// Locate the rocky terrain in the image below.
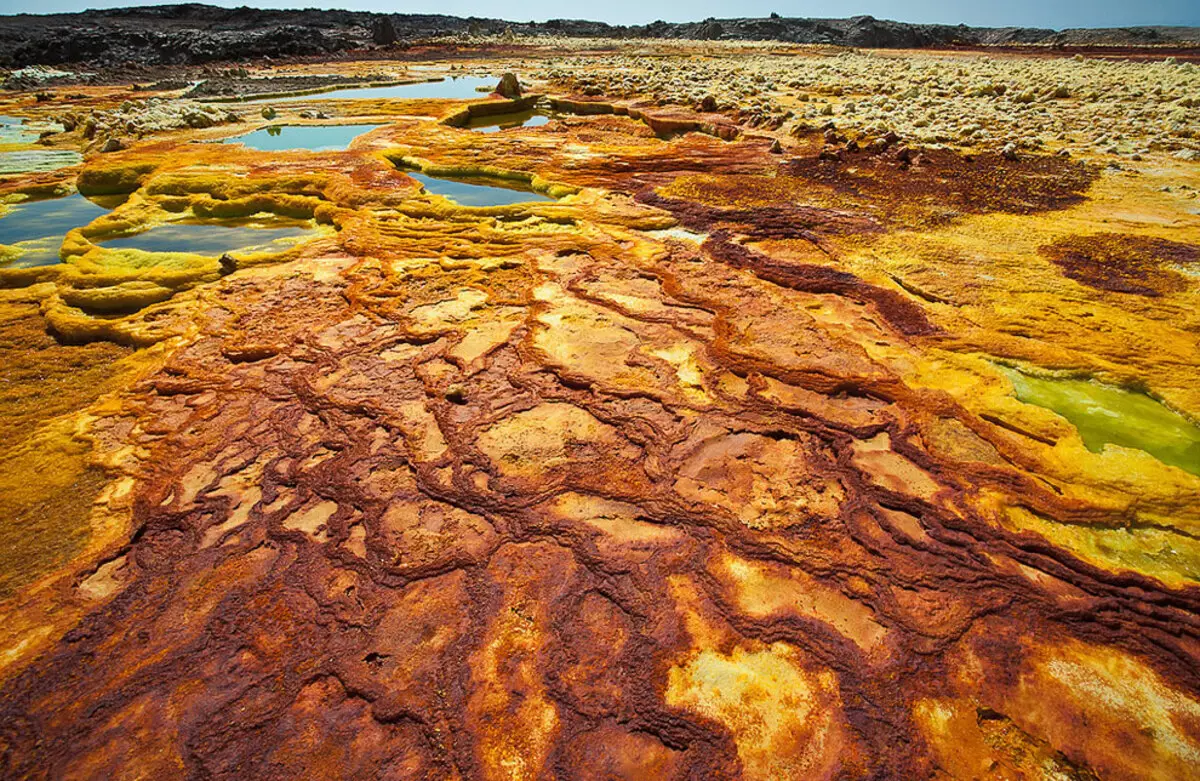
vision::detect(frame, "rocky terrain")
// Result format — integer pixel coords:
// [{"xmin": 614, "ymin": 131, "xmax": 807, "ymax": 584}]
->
[
  {"xmin": 0, "ymin": 4, "xmax": 1197, "ymax": 68},
  {"xmin": 0, "ymin": 34, "xmax": 1198, "ymax": 781}
]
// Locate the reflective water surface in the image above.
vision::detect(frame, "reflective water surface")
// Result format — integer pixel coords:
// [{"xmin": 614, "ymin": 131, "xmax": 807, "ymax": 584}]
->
[
  {"xmin": 261, "ymin": 77, "xmax": 496, "ymax": 102},
  {"xmin": 0, "ymin": 193, "xmax": 123, "ymax": 267},
  {"xmin": 466, "ymin": 111, "xmax": 552, "ymax": 133},
  {"xmin": 0, "ymin": 115, "xmax": 37, "ymax": 144},
  {"xmin": 223, "ymin": 124, "xmax": 383, "ymax": 151},
  {"xmin": 407, "ymin": 171, "xmax": 555, "ymax": 207},
  {"xmin": 96, "ymin": 220, "xmax": 315, "ymax": 256}
]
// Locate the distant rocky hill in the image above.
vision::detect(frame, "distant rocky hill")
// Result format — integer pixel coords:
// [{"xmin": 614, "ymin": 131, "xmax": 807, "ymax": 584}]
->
[{"xmin": 0, "ymin": 4, "xmax": 1196, "ymax": 68}]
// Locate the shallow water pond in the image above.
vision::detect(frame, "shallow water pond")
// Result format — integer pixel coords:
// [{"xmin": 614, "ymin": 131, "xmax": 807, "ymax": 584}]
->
[
  {"xmin": 223, "ymin": 123, "xmax": 382, "ymax": 151},
  {"xmin": 262, "ymin": 76, "xmax": 496, "ymax": 102},
  {"xmin": 1003, "ymin": 368, "xmax": 1200, "ymax": 475},
  {"xmin": 466, "ymin": 111, "xmax": 552, "ymax": 133},
  {"xmin": 0, "ymin": 193, "xmax": 123, "ymax": 267},
  {"xmin": 0, "ymin": 150, "xmax": 83, "ymax": 175},
  {"xmin": 407, "ymin": 171, "xmax": 554, "ymax": 207},
  {"xmin": 0, "ymin": 115, "xmax": 37, "ymax": 144},
  {"xmin": 0, "ymin": 116, "xmax": 79, "ymax": 173},
  {"xmin": 96, "ymin": 220, "xmax": 315, "ymax": 256}
]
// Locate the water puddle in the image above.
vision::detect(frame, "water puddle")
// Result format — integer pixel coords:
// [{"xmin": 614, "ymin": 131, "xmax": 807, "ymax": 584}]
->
[
  {"xmin": 0, "ymin": 150, "xmax": 83, "ymax": 175},
  {"xmin": 1002, "ymin": 367, "xmax": 1200, "ymax": 475},
  {"xmin": 0, "ymin": 116, "xmax": 81, "ymax": 174},
  {"xmin": 222, "ymin": 123, "xmax": 383, "ymax": 151},
  {"xmin": 407, "ymin": 171, "xmax": 554, "ymax": 207},
  {"xmin": 259, "ymin": 76, "xmax": 495, "ymax": 103},
  {"xmin": 0, "ymin": 192, "xmax": 123, "ymax": 267},
  {"xmin": 466, "ymin": 111, "xmax": 552, "ymax": 133},
  {"xmin": 96, "ymin": 219, "xmax": 315, "ymax": 256},
  {"xmin": 0, "ymin": 115, "xmax": 38, "ymax": 144}
]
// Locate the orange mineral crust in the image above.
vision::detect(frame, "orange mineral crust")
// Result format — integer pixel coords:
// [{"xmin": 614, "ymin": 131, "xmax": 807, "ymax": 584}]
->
[{"xmin": 0, "ymin": 46, "xmax": 1199, "ymax": 780}]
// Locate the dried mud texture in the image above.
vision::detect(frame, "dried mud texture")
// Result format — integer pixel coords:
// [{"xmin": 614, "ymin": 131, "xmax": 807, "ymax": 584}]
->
[{"xmin": 0, "ymin": 50, "xmax": 1199, "ymax": 781}]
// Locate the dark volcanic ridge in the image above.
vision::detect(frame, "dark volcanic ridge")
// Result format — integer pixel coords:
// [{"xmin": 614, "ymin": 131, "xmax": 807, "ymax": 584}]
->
[{"xmin": 0, "ymin": 4, "xmax": 1197, "ymax": 68}]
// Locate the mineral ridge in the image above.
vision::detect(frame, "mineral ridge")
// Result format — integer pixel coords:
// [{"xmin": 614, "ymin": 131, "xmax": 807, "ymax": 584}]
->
[{"xmin": 0, "ymin": 37, "xmax": 1198, "ymax": 780}]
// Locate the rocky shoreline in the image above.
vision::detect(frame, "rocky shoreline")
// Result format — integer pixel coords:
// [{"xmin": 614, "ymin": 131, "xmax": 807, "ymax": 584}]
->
[{"xmin": 0, "ymin": 4, "xmax": 1197, "ymax": 70}]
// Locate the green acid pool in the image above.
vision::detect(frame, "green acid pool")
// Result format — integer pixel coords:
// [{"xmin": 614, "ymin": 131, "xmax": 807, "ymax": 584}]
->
[{"xmin": 1002, "ymin": 367, "xmax": 1200, "ymax": 475}]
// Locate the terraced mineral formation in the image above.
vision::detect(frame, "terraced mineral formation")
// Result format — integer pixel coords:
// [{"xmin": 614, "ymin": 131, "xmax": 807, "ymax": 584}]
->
[{"xmin": 0, "ymin": 43, "xmax": 1198, "ymax": 780}]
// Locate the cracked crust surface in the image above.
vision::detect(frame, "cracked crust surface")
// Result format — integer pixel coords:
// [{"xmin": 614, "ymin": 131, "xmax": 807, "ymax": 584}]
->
[{"xmin": 0, "ymin": 45, "xmax": 1199, "ymax": 780}]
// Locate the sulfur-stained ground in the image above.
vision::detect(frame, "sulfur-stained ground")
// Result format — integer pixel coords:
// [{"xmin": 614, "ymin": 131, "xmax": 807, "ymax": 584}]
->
[{"xmin": 0, "ymin": 42, "xmax": 1198, "ymax": 780}]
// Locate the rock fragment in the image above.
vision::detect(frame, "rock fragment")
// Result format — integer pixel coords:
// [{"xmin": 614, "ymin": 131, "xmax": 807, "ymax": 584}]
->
[
  {"xmin": 496, "ymin": 72, "xmax": 522, "ymax": 99},
  {"xmin": 371, "ymin": 15, "xmax": 398, "ymax": 45}
]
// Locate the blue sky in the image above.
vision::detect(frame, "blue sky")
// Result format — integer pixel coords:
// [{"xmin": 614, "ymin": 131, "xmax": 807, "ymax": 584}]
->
[{"xmin": 1, "ymin": 1, "xmax": 1196, "ymax": 29}]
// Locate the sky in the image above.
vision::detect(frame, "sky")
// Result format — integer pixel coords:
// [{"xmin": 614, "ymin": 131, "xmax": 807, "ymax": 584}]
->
[{"xmin": 0, "ymin": 1, "xmax": 1196, "ymax": 30}]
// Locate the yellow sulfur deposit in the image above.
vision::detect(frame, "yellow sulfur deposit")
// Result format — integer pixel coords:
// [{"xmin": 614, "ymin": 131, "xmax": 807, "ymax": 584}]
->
[{"xmin": 0, "ymin": 40, "xmax": 1197, "ymax": 780}]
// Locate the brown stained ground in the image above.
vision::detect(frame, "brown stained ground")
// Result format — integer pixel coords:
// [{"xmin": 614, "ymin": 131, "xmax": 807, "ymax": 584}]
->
[
  {"xmin": 1040, "ymin": 232, "xmax": 1200, "ymax": 297},
  {"xmin": 0, "ymin": 49, "xmax": 1198, "ymax": 781},
  {"xmin": 782, "ymin": 147, "xmax": 1100, "ymax": 226}
]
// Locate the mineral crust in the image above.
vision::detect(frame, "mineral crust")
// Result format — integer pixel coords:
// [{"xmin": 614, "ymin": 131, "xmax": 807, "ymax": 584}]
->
[{"xmin": 0, "ymin": 41, "xmax": 1198, "ymax": 780}]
